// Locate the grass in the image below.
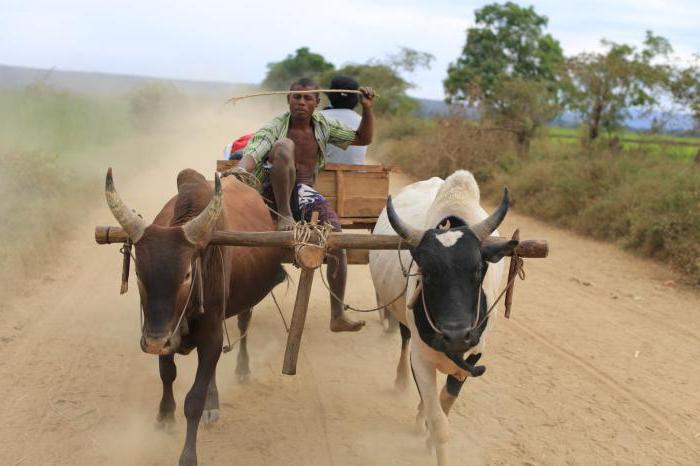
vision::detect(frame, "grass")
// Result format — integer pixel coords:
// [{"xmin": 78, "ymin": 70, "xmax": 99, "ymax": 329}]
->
[
  {"xmin": 0, "ymin": 85, "xmax": 133, "ymax": 286},
  {"xmin": 547, "ymin": 126, "xmax": 700, "ymax": 160},
  {"xmin": 376, "ymin": 117, "xmax": 700, "ymax": 286}
]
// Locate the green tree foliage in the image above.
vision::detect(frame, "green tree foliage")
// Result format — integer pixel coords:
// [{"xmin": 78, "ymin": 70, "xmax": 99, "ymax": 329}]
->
[
  {"xmin": 444, "ymin": 2, "xmax": 565, "ymax": 153},
  {"xmin": 670, "ymin": 55, "xmax": 700, "ymax": 132},
  {"xmin": 262, "ymin": 47, "xmax": 335, "ymax": 90},
  {"xmin": 483, "ymin": 78, "xmax": 561, "ymax": 154},
  {"xmin": 565, "ymin": 31, "xmax": 673, "ymax": 141}
]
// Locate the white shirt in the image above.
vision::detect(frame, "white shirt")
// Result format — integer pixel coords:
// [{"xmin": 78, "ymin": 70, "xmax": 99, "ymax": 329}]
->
[{"xmin": 319, "ymin": 108, "xmax": 367, "ymax": 165}]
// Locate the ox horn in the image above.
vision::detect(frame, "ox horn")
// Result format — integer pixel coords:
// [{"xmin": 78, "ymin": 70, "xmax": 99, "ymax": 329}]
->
[
  {"xmin": 183, "ymin": 173, "xmax": 223, "ymax": 245},
  {"xmin": 105, "ymin": 167, "xmax": 147, "ymax": 243},
  {"xmin": 470, "ymin": 187, "xmax": 510, "ymax": 241},
  {"xmin": 386, "ymin": 195, "xmax": 425, "ymax": 247}
]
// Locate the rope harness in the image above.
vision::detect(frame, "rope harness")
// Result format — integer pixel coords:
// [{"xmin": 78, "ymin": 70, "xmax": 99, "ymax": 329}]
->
[{"xmin": 406, "ymin": 254, "xmax": 525, "ymax": 336}]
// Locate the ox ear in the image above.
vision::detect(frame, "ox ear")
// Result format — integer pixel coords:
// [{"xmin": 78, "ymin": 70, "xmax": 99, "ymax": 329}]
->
[{"xmin": 481, "ymin": 240, "xmax": 518, "ymax": 263}]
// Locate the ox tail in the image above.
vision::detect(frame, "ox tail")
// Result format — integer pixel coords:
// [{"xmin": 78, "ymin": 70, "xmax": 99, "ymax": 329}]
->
[{"xmin": 432, "ymin": 169, "xmax": 480, "ymax": 212}]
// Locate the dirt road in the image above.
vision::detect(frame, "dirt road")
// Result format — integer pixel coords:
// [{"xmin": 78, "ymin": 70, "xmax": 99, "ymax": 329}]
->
[{"xmin": 1, "ymin": 108, "xmax": 699, "ymax": 465}]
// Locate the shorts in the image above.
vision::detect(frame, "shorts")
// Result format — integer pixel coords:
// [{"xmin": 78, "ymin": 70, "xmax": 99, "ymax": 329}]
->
[{"xmin": 261, "ymin": 166, "xmax": 341, "ymax": 231}]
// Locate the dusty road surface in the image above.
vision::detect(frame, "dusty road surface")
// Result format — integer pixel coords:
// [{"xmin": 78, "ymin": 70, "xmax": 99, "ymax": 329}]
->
[{"xmin": 1, "ymin": 109, "xmax": 699, "ymax": 466}]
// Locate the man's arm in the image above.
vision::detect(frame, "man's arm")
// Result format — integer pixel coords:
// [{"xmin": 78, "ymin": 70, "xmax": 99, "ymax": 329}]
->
[
  {"xmin": 238, "ymin": 153, "xmax": 256, "ymax": 172},
  {"xmin": 237, "ymin": 121, "xmax": 279, "ymax": 172},
  {"xmin": 351, "ymin": 87, "xmax": 375, "ymax": 146}
]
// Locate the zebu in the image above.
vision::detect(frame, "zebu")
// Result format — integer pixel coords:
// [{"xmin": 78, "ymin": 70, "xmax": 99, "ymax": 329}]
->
[
  {"xmin": 369, "ymin": 170, "xmax": 517, "ymax": 466},
  {"xmin": 105, "ymin": 168, "xmax": 284, "ymax": 466}
]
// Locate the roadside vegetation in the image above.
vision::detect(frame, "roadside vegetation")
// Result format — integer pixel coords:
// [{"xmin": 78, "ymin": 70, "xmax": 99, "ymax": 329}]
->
[
  {"xmin": 0, "ymin": 82, "xmax": 183, "ymax": 287},
  {"xmin": 257, "ymin": 2, "xmax": 700, "ymax": 285},
  {"xmin": 375, "ymin": 116, "xmax": 700, "ymax": 285}
]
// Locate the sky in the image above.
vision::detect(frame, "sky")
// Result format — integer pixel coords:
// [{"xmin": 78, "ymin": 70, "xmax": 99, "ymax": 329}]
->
[{"xmin": 1, "ymin": 0, "xmax": 699, "ymax": 99}]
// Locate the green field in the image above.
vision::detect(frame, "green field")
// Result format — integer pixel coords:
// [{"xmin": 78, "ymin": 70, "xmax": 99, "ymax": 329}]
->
[{"xmin": 547, "ymin": 126, "xmax": 700, "ymax": 160}]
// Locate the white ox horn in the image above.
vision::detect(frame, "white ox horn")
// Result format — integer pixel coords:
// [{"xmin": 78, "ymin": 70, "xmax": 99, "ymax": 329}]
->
[
  {"xmin": 182, "ymin": 173, "xmax": 223, "ymax": 245},
  {"xmin": 386, "ymin": 195, "xmax": 425, "ymax": 247},
  {"xmin": 470, "ymin": 187, "xmax": 510, "ymax": 241},
  {"xmin": 105, "ymin": 167, "xmax": 147, "ymax": 243}
]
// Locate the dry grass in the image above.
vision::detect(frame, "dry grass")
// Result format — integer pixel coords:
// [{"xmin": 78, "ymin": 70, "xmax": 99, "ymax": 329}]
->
[{"xmin": 375, "ymin": 116, "xmax": 700, "ymax": 286}]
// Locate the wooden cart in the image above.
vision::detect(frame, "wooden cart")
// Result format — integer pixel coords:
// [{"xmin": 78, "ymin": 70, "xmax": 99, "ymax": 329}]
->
[{"xmin": 96, "ymin": 162, "xmax": 548, "ymax": 375}]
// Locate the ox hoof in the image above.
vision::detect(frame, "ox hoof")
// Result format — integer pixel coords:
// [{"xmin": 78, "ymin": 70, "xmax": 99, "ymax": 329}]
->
[
  {"xmin": 200, "ymin": 408, "xmax": 220, "ymax": 426},
  {"xmin": 156, "ymin": 413, "xmax": 176, "ymax": 433},
  {"xmin": 236, "ymin": 372, "xmax": 250, "ymax": 384},
  {"xmin": 415, "ymin": 416, "xmax": 428, "ymax": 435},
  {"xmin": 178, "ymin": 450, "xmax": 197, "ymax": 466}
]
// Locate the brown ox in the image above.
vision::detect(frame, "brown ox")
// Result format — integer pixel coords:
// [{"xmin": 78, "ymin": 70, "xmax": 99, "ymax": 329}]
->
[{"xmin": 106, "ymin": 168, "xmax": 284, "ymax": 466}]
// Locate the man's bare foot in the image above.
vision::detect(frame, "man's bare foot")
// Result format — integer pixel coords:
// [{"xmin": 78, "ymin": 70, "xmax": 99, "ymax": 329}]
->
[
  {"xmin": 330, "ymin": 315, "xmax": 366, "ymax": 332},
  {"xmin": 276, "ymin": 216, "xmax": 295, "ymax": 231}
]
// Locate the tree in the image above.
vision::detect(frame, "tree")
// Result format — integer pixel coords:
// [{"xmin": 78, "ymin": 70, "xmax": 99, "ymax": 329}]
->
[
  {"xmin": 565, "ymin": 31, "xmax": 673, "ymax": 141},
  {"xmin": 262, "ymin": 47, "xmax": 335, "ymax": 89},
  {"xmin": 444, "ymin": 2, "xmax": 565, "ymax": 153},
  {"xmin": 670, "ymin": 55, "xmax": 700, "ymax": 132},
  {"xmin": 483, "ymin": 78, "xmax": 561, "ymax": 154}
]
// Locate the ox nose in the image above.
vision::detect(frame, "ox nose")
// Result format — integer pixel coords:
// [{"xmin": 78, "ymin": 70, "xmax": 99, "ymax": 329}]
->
[
  {"xmin": 141, "ymin": 334, "xmax": 172, "ymax": 355},
  {"xmin": 441, "ymin": 329, "xmax": 478, "ymax": 352}
]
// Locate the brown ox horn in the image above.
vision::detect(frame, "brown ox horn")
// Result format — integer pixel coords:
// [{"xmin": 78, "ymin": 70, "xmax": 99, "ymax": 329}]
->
[
  {"xmin": 183, "ymin": 173, "xmax": 223, "ymax": 245},
  {"xmin": 105, "ymin": 167, "xmax": 147, "ymax": 243},
  {"xmin": 386, "ymin": 195, "xmax": 425, "ymax": 247},
  {"xmin": 470, "ymin": 187, "xmax": 510, "ymax": 241}
]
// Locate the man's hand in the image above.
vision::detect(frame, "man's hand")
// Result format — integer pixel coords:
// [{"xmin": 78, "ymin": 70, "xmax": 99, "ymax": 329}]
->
[
  {"xmin": 359, "ymin": 87, "xmax": 375, "ymax": 109},
  {"xmin": 221, "ymin": 165, "xmax": 261, "ymax": 191}
]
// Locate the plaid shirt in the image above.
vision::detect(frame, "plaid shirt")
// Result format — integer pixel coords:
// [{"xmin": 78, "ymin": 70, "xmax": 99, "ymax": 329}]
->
[{"xmin": 242, "ymin": 111, "xmax": 356, "ymax": 182}]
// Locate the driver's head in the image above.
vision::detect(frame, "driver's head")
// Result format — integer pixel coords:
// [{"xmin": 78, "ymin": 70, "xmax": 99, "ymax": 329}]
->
[{"xmin": 288, "ymin": 78, "xmax": 320, "ymax": 119}]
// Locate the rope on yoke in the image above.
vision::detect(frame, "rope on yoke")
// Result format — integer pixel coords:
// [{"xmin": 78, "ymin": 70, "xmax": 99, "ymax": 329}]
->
[
  {"xmin": 220, "ymin": 167, "xmax": 262, "ymax": 191},
  {"xmin": 317, "ymin": 241, "xmax": 419, "ymax": 314},
  {"xmin": 293, "ymin": 220, "xmax": 333, "ymax": 266}
]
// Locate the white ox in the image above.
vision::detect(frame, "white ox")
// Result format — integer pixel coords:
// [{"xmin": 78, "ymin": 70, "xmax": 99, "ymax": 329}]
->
[{"xmin": 370, "ymin": 170, "xmax": 517, "ymax": 466}]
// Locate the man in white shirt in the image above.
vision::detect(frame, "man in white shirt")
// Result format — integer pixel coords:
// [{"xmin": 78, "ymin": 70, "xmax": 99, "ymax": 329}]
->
[{"xmin": 320, "ymin": 76, "xmax": 368, "ymax": 165}]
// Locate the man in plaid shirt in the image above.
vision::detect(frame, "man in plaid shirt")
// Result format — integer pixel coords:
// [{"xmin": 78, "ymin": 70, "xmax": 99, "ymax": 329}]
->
[{"xmin": 236, "ymin": 78, "xmax": 375, "ymax": 332}]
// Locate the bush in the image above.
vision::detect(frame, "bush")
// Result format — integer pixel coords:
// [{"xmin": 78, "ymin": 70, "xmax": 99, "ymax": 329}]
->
[
  {"xmin": 375, "ymin": 119, "xmax": 700, "ymax": 286},
  {"xmin": 0, "ymin": 86, "xmax": 131, "ymax": 288}
]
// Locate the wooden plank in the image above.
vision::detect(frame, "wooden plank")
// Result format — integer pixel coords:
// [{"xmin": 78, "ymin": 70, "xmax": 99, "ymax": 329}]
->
[
  {"xmin": 324, "ymin": 163, "xmax": 388, "ymax": 172},
  {"xmin": 340, "ymin": 197, "xmax": 386, "ymax": 217},
  {"xmin": 343, "ymin": 172, "xmax": 390, "ymax": 198},
  {"xmin": 282, "ymin": 267, "xmax": 314, "ymax": 375},
  {"xmin": 336, "ymin": 171, "xmax": 346, "ymax": 217},
  {"xmin": 217, "ymin": 160, "xmax": 238, "ymax": 172},
  {"xmin": 315, "ymin": 170, "xmax": 336, "ymax": 197}
]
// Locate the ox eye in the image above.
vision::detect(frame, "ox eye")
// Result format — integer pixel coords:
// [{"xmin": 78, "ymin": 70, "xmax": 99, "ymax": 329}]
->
[{"xmin": 184, "ymin": 271, "xmax": 191, "ymax": 281}]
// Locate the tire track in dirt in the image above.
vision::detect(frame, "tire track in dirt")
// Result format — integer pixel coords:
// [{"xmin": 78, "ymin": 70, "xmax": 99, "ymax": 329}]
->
[{"xmin": 509, "ymin": 317, "xmax": 700, "ymax": 457}]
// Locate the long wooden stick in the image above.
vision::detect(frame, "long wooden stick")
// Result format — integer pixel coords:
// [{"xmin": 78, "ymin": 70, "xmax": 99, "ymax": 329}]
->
[
  {"xmin": 282, "ymin": 267, "xmax": 315, "ymax": 375},
  {"xmin": 504, "ymin": 229, "xmax": 520, "ymax": 319},
  {"xmin": 226, "ymin": 88, "xmax": 378, "ymax": 105},
  {"xmin": 94, "ymin": 226, "xmax": 549, "ymax": 258}
]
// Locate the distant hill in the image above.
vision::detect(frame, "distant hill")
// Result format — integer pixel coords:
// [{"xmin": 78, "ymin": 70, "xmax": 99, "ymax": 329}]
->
[
  {"xmin": 415, "ymin": 97, "xmax": 696, "ymax": 133},
  {"xmin": 0, "ymin": 64, "xmax": 252, "ymax": 97},
  {"xmin": 2, "ymin": 65, "xmax": 694, "ymax": 133}
]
